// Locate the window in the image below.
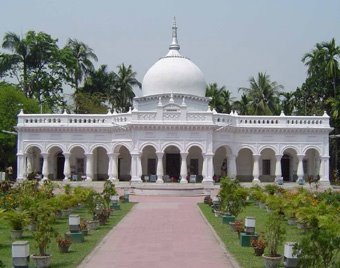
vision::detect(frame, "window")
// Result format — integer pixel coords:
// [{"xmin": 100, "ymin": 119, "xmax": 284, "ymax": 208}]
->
[{"xmin": 262, "ymin": 159, "xmax": 271, "ymax": 175}]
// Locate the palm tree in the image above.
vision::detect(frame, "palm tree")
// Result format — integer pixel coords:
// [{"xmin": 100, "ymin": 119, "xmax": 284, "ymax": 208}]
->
[
  {"xmin": 1, "ymin": 32, "xmax": 30, "ymax": 95},
  {"xmin": 232, "ymin": 93, "xmax": 250, "ymax": 115},
  {"xmin": 321, "ymin": 38, "xmax": 340, "ymax": 98},
  {"xmin": 114, "ymin": 64, "xmax": 141, "ymax": 112},
  {"xmin": 65, "ymin": 39, "xmax": 98, "ymax": 92},
  {"xmin": 205, "ymin": 83, "xmax": 227, "ymax": 113},
  {"xmin": 280, "ymin": 92, "xmax": 296, "ymax": 115},
  {"xmin": 239, "ymin": 72, "xmax": 283, "ymax": 115}
]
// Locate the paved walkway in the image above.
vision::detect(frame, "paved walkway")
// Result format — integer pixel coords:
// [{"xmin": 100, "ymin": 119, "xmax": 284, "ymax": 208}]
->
[{"xmin": 78, "ymin": 196, "xmax": 239, "ymax": 268}]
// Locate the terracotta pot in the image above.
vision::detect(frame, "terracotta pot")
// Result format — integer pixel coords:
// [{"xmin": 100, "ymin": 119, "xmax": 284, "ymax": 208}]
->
[
  {"xmin": 254, "ymin": 248, "xmax": 265, "ymax": 256},
  {"xmin": 58, "ymin": 245, "xmax": 70, "ymax": 253},
  {"xmin": 262, "ymin": 254, "xmax": 282, "ymax": 268},
  {"xmin": 31, "ymin": 254, "xmax": 52, "ymax": 268}
]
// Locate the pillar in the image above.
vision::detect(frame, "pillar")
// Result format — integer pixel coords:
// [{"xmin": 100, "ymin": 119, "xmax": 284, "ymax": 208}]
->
[
  {"xmin": 111, "ymin": 153, "xmax": 119, "ymax": 181},
  {"xmin": 252, "ymin": 154, "xmax": 260, "ymax": 183},
  {"xmin": 202, "ymin": 153, "xmax": 214, "ymax": 183},
  {"xmin": 227, "ymin": 154, "xmax": 237, "ymax": 179},
  {"xmin": 131, "ymin": 152, "xmax": 142, "ymax": 183},
  {"xmin": 297, "ymin": 154, "xmax": 304, "ymax": 182},
  {"xmin": 16, "ymin": 153, "xmax": 24, "ymax": 180},
  {"xmin": 137, "ymin": 154, "xmax": 142, "ymax": 178},
  {"xmin": 85, "ymin": 153, "xmax": 93, "ymax": 181},
  {"xmin": 319, "ymin": 156, "xmax": 330, "ymax": 183},
  {"xmin": 275, "ymin": 154, "xmax": 283, "ymax": 181},
  {"xmin": 63, "ymin": 153, "xmax": 71, "ymax": 181},
  {"xmin": 202, "ymin": 154, "xmax": 207, "ymax": 181},
  {"xmin": 180, "ymin": 152, "xmax": 188, "ymax": 183},
  {"xmin": 156, "ymin": 152, "xmax": 164, "ymax": 183},
  {"xmin": 41, "ymin": 153, "xmax": 49, "ymax": 181}
]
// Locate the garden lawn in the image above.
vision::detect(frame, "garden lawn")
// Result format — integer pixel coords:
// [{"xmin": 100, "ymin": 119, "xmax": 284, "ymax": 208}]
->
[
  {"xmin": 199, "ymin": 202, "xmax": 304, "ymax": 268},
  {"xmin": 0, "ymin": 202, "xmax": 134, "ymax": 268}
]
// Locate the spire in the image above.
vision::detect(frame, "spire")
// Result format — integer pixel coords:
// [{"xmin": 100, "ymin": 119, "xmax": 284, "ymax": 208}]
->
[{"xmin": 169, "ymin": 17, "xmax": 180, "ymax": 51}]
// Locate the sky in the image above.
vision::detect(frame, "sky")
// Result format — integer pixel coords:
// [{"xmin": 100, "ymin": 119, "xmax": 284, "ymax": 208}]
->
[{"xmin": 0, "ymin": 0, "xmax": 339, "ymax": 98}]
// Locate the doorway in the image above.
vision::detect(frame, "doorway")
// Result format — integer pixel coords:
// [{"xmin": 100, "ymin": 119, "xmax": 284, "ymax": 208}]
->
[
  {"xmin": 56, "ymin": 152, "xmax": 65, "ymax": 180},
  {"xmin": 166, "ymin": 153, "xmax": 180, "ymax": 181},
  {"xmin": 281, "ymin": 154, "xmax": 290, "ymax": 181}
]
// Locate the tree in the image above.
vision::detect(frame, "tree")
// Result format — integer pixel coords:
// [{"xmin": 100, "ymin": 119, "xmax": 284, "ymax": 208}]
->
[
  {"xmin": 232, "ymin": 93, "xmax": 250, "ymax": 115},
  {"xmin": 239, "ymin": 72, "xmax": 283, "ymax": 115},
  {"xmin": 64, "ymin": 39, "xmax": 98, "ymax": 93},
  {"xmin": 0, "ymin": 83, "xmax": 39, "ymax": 170},
  {"xmin": 0, "ymin": 31, "xmax": 66, "ymax": 111},
  {"xmin": 113, "ymin": 64, "xmax": 141, "ymax": 112},
  {"xmin": 205, "ymin": 83, "xmax": 232, "ymax": 113},
  {"xmin": 280, "ymin": 91, "xmax": 296, "ymax": 115}
]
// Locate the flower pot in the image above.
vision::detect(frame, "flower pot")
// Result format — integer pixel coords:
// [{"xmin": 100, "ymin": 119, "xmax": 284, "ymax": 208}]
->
[
  {"xmin": 262, "ymin": 254, "xmax": 282, "ymax": 268},
  {"xmin": 10, "ymin": 229, "xmax": 23, "ymax": 239},
  {"xmin": 287, "ymin": 218, "xmax": 297, "ymax": 225},
  {"xmin": 254, "ymin": 247, "xmax": 265, "ymax": 256},
  {"xmin": 31, "ymin": 254, "xmax": 52, "ymax": 268},
  {"xmin": 87, "ymin": 220, "xmax": 99, "ymax": 230},
  {"xmin": 58, "ymin": 245, "xmax": 70, "ymax": 253}
]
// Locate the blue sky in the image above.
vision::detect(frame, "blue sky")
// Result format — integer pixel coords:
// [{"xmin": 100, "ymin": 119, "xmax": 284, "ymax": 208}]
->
[{"xmin": 1, "ymin": 0, "xmax": 339, "ymax": 97}]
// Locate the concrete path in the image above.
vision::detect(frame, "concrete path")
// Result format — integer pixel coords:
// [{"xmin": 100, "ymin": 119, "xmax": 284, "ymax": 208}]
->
[{"xmin": 78, "ymin": 196, "xmax": 239, "ymax": 268}]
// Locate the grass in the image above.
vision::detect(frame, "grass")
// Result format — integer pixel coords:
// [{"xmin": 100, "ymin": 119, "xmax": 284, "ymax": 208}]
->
[
  {"xmin": 198, "ymin": 202, "xmax": 304, "ymax": 268},
  {"xmin": 0, "ymin": 202, "xmax": 134, "ymax": 267}
]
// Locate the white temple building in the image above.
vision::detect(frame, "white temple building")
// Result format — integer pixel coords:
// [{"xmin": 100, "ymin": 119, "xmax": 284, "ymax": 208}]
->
[{"xmin": 16, "ymin": 21, "xmax": 332, "ymax": 186}]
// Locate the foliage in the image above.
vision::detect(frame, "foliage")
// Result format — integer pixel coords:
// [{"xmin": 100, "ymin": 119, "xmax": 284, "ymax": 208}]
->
[
  {"xmin": 102, "ymin": 180, "xmax": 117, "ymax": 203},
  {"xmin": 264, "ymin": 212, "xmax": 286, "ymax": 257},
  {"xmin": 294, "ymin": 217, "xmax": 340, "ymax": 268},
  {"xmin": 56, "ymin": 235, "xmax": 72, "ymax": 248},
  {"xmin": 251, "ymin": 232, "xmax": 267, "ymax": 250},
  {"xmin": 206, "ymin": 83, "xmax": 233, "ymax": 113},
  {"xmin": 3, "ymin": 209, "xmax": 29, "ymax": 230},
  {"xmin": 218, "ymin": 177, "xmax": 247, "ymax": 217}
]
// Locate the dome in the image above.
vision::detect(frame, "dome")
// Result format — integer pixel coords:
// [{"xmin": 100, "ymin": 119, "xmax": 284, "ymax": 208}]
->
[{"xmin": 142, "ymin": 20, "xmax": 207, "ymax": 97}]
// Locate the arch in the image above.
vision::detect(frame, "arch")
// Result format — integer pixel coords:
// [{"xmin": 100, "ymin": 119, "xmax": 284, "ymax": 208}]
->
[
  {"xmin": 92, "ymin": 147, "xmax": 109, "ymax": 180},
  {"xmin": 161, "ymin": 142, "xmax": 183, "ymax": 152},
  {"xmin": 213, "ymin": 144, "xmax": 234, "ymax": 155},
  {"xmin": 90, "ymin": 144, "xmax": 110, "ymax": 154},
  {"xmin": 260, "ymin": 148, "xmax": 276, "ymax": 181},
  {"xmin": 139, "ymin": 142, "xmax": 158, "ymax": 152},
  {"xmin": 302, "ymin": 145, "xmax": 321, "ymax": 155},
  {"xmin": 185, "ymin": 142, "xmax": 204, "ymax": 153},
  {"xmin": 69, "ymin": 144, "xmax": 87, "ymax": 154},
  {"xmin": 259, "ymin": 145, "xmax": 278, "ymax": 155},
  {"xmin": 113, "ymin": 143, "xmax": 132, "ymax": 154},
  {"xmin": 24, "ymin": 144, "xmax": 43, "ymax": 154},
  {"xmin": 141, "ymin": 145, "xmax": 157, "ymax": 179},
  {"xmin": 280, "ymin": 145, "xmax": 299, "ymax": 155},
  {"xmin": 236, "ymin": 145, "xmax": 256, "ymax": 155},
  {"xmin": 47, "ymin": 144, "xmax": 65, "ymax": 153},
  {"xmin": 236, "ymin": 148, "xmax": 253, "ymax": 182}
]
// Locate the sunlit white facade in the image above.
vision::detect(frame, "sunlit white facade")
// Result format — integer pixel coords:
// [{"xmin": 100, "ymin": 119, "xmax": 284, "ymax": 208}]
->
[{"xmin": 16, "ymin": 21, "xmax": 332, "ymax": 186}]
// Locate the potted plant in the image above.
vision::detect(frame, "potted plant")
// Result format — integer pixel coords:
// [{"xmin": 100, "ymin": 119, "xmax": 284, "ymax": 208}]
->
[
  {"xmin": 251, "ymin": 233, "xmax": 267, "ymax": 256},
  {"xmin": 56, "ymin": 235, "xmax": 72, "ymax": 253},
  {"xmin": 3, "ymin": 209, "xmax": 29, "ymax": 239},
  {"xmin": 230, "ymin": 219, "xmax": 244, "ymax": 238},
  {"xmin": 218, "ymin": 177, "xmax": 247, "ymax": 223},
  {"xmin": 31, "ymin": 202, "xmax": 57, "ymax": 268},
  {"xmin": 262, "ymin": 212, "xmax": 286, "ymax": 268},
  {"xmin": 80, "ymin": 218, "xmax": 88, "ymax": 235}
]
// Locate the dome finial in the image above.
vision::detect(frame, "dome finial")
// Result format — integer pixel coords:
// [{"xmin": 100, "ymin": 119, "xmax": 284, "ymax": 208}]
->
[{"xmin": 169, "ymin": 17, "xmax": 180, "ymax": 51}]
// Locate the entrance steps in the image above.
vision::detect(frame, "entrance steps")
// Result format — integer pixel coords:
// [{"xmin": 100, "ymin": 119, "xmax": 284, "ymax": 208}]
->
[{"xmin": 129, "ymin": 183, "xmax": 213, "ymax": 196}]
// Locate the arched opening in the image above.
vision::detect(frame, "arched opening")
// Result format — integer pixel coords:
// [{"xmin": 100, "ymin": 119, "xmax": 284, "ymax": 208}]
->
[
  {"xmin": 281, "ymin": 148, "xmax": 298, "ymax": 182},
  {"xmin": 25, "ymin": 146, "xmax": 42, "ymax": 178},
  {"xmin": 164, "ymin": 146, "xmax": 181, "ymax": 182},
  {"xmin": 214, "ymin": 146, "xmax": 227, "ymax": 179},
  {"xmin": 236, "ymin": 148, "xmax": 253, "ymax": 182},
  {"xmin": 70, "ymin": 146, "xmax": 85, "ymax": 180},
  {"xmin": 93, "ymin": 147, "xmax": 109, "ymax": 181},
  {"xmin": 115, "ymin": 146, "xmax": 131, "ymax": 181},
  {"xmin": 48, "ymin": 146, "xmax": 64, "ymax": 180},
  {"xmin": 187, "ymin": 146, "xmax": 203, "ymax": 182},
  {"xmin": 141, "ymin": 145, "xmax": 157, "ymax": 182},
  {"xmin": 260, "ymin": 148, "xmax": 276, "ymax": 182},
  {"xmin": 304, "ymin": 148, "xmax": 320, "ymax": 179}
]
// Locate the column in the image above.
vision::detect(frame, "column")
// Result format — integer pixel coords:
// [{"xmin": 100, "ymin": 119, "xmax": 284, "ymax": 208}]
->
[
  {"xmin": 63, "ymin": 153, "xmax": 71, "ymax": 181},
  {"xmin": 16, "ymin": 153, "xmax": 24, "ymax": 180},
  {"xmin": 112, "ymin": 153, "xmax": 119, "ymax": 181},
  {"xmin": 202, "ymin": 154, "xmax": 207, "ymax": 181},
  {"xmin": 137, "ymin": 154, "xmax": 143, "ymax": 178},
  {"xmin": 202, "ymin": 153, "xmax": 214, "ymax": 183},
  {"xmin": 275, "ymin": 154, "xmax": 283, "ymax": 181},
  {"xmin": 26, "ymin": 154, "xmax": 33, "ymax": 174},
  {"xmin": 319, "ymin": 156, "xmax": 330, "ymax": 183},
  {"xmin": 41, "ymin": 153, "xmax": 49, "ymax": 181},
  {"xmin": 180, "ymin": 152, "xmax": 188, "ymax": 183},
  {"xmin": 252, "ymin": 154, "xmax": 260, "ymax": 183},
  {"xmin": 296, "ymin": 154, "xmax": 305, "ymax": 183},
  {"xmin": 107, "ymin": 153, "xmax": 113, "ymax": 180},
  {"xmin": 85, "ymin": 153, "xmax": 93, "ymax": 181},
  {"xmin": 131, "ymin": 153, "xmax": 142, "ymax": 183},
  {"xmin": 156, "ymin": 152, "xmax": 164, "ymax": 183},
  {"xmin": 227, "ymin": 154, "xmax": 237, "ymax": 179}
]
